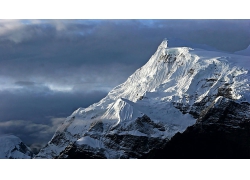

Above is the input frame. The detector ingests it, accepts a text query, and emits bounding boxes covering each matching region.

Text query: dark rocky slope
[141,99,250,159]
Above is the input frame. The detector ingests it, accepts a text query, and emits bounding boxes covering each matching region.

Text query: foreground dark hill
[142,99,250,159]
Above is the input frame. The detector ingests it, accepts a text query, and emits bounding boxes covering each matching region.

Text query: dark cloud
[15,81,36,86]
[0,19,249,152]
[1,20,249,93]
[1,20,249,81]
[0,118,65,153]
[0,87,107,123]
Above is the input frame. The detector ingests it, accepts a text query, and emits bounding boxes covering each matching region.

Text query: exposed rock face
[142,98,250,159]
[57,115,168,159]
[36,39,250,159]
[0,135,34,159]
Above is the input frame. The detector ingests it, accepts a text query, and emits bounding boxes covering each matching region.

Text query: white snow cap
[158,38,168,49]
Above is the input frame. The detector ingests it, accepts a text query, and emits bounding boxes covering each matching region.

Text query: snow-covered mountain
[36,39,250,159]
[0,135,33,159]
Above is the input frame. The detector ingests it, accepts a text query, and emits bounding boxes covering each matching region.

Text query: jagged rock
[141,98,250,159]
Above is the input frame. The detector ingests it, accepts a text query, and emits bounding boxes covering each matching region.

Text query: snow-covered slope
[0,135,33,159]
[36,39,250,159]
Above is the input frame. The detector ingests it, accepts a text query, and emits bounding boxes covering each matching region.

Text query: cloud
[0,20,98,44]
[0,118,64,153]
[0,87,107,122]
[0,87,107,151]
[0,20,24,42]
[15,81,36,86]
[0,115,101,153]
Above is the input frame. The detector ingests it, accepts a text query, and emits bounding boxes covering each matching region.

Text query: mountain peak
[36,39,250,159]
[157,38,168,50]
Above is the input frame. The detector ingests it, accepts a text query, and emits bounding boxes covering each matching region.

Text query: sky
[0,19,249,153]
